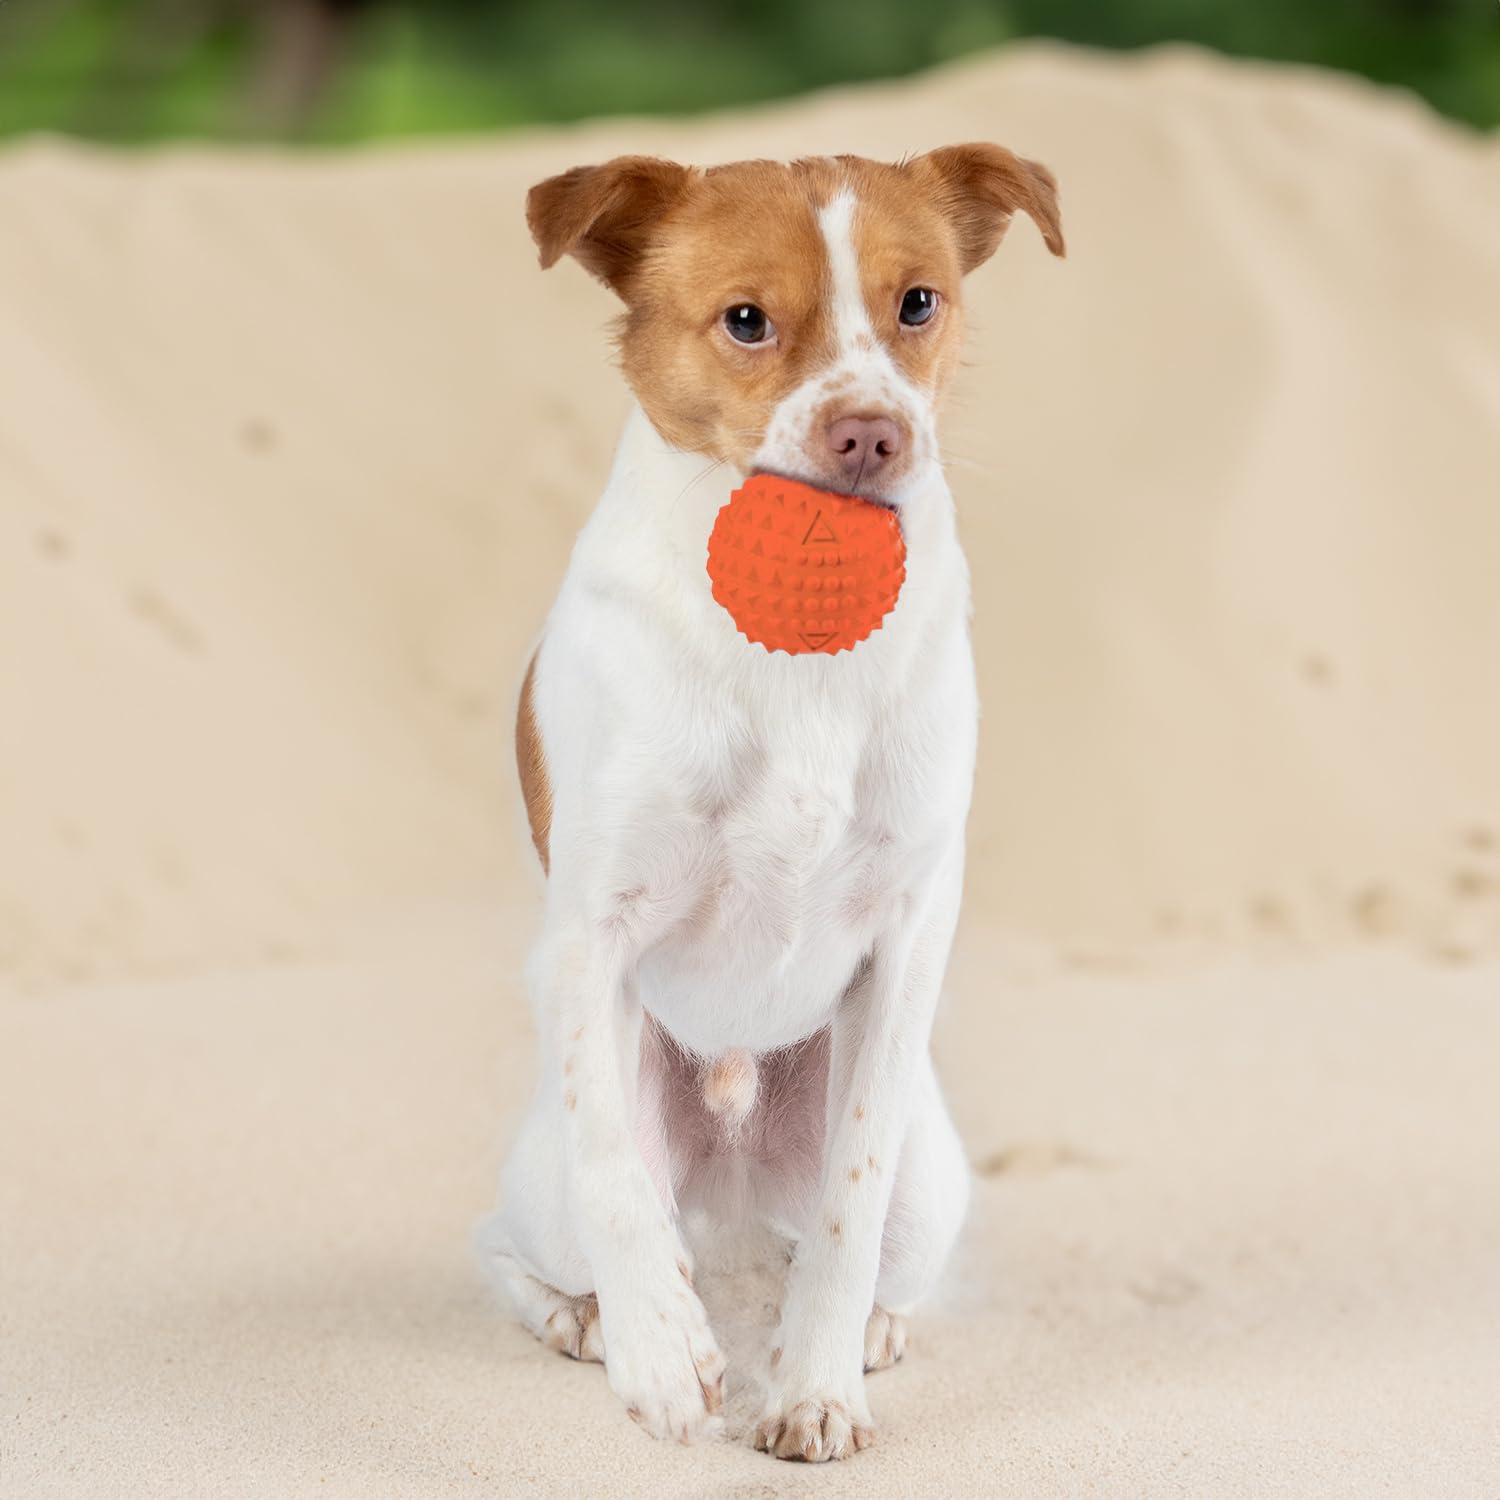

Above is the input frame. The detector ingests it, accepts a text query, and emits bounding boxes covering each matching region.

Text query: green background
[2,0,1497,143]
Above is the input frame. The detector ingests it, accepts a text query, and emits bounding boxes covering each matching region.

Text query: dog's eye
[898,287,939,327]
[724,304,773,344]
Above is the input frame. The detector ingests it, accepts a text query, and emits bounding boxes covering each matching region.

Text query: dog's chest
[714,761,897,935]
[636,722,913,1055]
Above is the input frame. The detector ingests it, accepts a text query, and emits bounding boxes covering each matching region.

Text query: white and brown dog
[481,146,1064,1461]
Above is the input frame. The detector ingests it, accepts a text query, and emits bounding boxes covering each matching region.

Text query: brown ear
[526,156,693,296]
[915,143,1065,271]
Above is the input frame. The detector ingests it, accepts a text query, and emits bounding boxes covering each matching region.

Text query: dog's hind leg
[484,1236,606,1363]
[865,1049,970,1371]
[477,1074,606,1358]
[477,1003,684,1367]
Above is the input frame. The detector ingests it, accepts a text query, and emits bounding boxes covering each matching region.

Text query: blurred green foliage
[1,0,1497,143]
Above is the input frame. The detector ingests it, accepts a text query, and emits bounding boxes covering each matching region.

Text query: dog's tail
[702,1048,758,1130]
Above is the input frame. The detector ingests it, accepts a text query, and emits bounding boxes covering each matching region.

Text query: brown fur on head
[525,147,1064,473]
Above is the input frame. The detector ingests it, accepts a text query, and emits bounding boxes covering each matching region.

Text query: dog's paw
[602,1267,726,1444]
[541,1291,604,1363]
[480,1234,605,1366]
[754,1397,876,1462]
[863,1305,907,1373]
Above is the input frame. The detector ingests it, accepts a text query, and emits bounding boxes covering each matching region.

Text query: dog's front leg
[531,919,726,1442]
[756,845,965,1462]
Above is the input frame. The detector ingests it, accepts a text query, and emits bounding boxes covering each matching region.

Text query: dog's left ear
[526,156,694,298]
[913,143,1065,271]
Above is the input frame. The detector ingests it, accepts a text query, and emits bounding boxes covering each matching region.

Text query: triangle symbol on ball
[802,511,839,546]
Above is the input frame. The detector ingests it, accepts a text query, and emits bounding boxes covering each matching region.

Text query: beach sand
[2,42,1498,1497]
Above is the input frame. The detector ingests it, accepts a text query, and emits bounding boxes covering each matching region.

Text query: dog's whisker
[670,458,727,516]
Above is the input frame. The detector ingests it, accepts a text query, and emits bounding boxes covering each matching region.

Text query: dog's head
[527,148,1063,509]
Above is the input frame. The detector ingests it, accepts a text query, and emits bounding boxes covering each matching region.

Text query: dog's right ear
[526,156,693,298]
[914,143,1065,271]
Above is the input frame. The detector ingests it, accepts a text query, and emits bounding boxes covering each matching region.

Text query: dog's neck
[561,402,972,699]
[598,402,742,562]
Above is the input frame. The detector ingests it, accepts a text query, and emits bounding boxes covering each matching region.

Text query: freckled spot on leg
[854,1104,865,1121]
[829,1219,842,1238]
[571,1026,584,1042]
[563,1056,574,1075]
[850,1166,862,1183]
[563,1090,577,1111]
[868,1154,878,1172]
[677,1258,693,1285]
[770,1345,782,1368]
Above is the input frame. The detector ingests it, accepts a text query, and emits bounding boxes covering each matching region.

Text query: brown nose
[826,415,903,483]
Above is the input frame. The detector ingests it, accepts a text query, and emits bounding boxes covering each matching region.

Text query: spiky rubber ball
[705,474,906,655]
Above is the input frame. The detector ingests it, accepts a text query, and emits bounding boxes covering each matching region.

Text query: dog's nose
[826,415,902,482]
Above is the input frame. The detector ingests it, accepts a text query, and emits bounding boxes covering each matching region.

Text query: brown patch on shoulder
[516,647,552,874]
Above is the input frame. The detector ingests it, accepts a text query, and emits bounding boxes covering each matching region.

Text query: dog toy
[706,474,906,655]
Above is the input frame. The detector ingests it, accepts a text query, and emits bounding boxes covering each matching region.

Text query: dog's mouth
[746,467,899,512]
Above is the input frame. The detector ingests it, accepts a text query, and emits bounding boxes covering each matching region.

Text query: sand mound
[2,43,1498,989]
[5,43,1500,1499]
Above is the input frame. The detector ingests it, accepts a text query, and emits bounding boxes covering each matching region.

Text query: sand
[2,40,1498,1498]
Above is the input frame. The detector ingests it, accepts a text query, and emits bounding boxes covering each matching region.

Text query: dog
[481,145,1064,1461]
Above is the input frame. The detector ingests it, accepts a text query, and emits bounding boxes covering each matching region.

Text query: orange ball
[706,474,906,656]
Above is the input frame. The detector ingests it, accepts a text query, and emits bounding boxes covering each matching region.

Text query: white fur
[819,190,875,348]
[754,187,938,496]
[481,176,978,1461]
